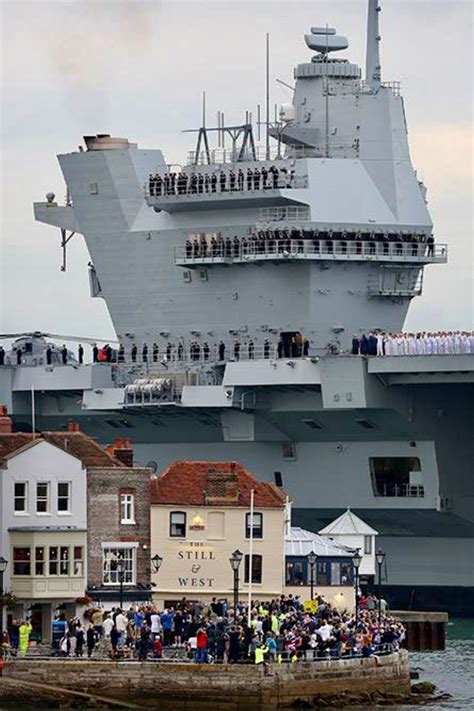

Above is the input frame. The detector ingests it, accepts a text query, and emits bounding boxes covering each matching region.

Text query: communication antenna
[366,0,382,91]
[265,33,270,160]
[325,24,330,158]
[257,104,261,142]
[202,91,206,128]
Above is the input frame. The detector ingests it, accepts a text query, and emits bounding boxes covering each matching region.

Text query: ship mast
[365,0,382,90]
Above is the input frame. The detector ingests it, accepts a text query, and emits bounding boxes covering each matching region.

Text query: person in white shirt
[150,610,161,640]
[316,621,333,642]
[115,610,128,647]
[103,615,114,638]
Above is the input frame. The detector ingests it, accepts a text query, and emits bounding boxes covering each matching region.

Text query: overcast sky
[1,0,472,342]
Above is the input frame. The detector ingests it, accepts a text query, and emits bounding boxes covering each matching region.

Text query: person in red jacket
[153,635,163,659]
[195,628,208,664]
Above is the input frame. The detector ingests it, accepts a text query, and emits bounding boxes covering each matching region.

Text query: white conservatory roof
[318,508,378,536]
[286,527,353,557]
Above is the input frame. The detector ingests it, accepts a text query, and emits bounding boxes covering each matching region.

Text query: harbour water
[1,619,473,710]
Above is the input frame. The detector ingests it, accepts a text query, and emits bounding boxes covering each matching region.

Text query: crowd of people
[352,330,474,356]
[183,229,436,261]
[148,166,297,197]
[2,594,405,666]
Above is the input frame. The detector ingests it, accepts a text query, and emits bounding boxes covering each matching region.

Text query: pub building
[150,461,287,606]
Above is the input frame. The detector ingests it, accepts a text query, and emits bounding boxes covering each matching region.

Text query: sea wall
[1,651,410,709]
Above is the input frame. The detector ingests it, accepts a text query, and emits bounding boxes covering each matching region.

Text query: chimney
[68,421,80,432]
[205,465,239,504]
[0,405,13,434]
[112,437,133,467]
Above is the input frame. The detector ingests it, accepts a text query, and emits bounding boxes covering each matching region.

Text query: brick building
[86,438,152,606]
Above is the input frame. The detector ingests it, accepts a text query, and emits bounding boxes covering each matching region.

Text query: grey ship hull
[3,355,473,615]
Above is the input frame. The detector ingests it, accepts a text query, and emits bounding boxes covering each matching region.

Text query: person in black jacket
[351,335,360,355]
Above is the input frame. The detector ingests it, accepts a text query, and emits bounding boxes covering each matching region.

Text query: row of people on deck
[148,166,296,196]
[115,336,310,364]
[184,230,436,259]
[352,330,474,356]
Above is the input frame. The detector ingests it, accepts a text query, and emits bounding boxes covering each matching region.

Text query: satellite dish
[146,460,158,474]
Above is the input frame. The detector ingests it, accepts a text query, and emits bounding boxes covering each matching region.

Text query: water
[1,619,473,710]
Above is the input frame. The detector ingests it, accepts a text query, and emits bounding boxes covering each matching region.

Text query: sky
[0,0,473,342]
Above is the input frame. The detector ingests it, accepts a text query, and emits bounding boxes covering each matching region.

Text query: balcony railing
[145,175,308,212]
[175,239,447,267]
[186,145,353,165]
[374,483,424,498]
[258,206,311,222]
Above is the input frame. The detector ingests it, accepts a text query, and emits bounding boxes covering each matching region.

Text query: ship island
[0,0,472,707]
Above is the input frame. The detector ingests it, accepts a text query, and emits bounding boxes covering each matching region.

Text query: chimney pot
[0,405,13,434]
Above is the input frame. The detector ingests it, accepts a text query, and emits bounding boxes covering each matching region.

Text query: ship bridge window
[370,457,423,498]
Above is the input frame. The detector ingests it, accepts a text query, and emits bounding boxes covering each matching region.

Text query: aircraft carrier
[1,0,473,614]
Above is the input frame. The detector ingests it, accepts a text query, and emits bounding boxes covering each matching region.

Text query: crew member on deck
[93,343,99,363]
[131,343,138,363]
[218,341,225,361]
[78,343,84,364]
[46,346,53,365]
[61,345,68,365]
[0,346,4,365]
[152,342,159,362]
[142,343,148,363]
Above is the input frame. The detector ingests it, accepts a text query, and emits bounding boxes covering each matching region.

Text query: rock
[411,681,436,694]
[291,699,313,709]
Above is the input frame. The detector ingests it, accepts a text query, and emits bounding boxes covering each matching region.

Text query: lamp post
[306,550,317,601]
[352,549,362,628]
[375,549,386,627]
[229,549,243,622]
[150,553,163,604]
[151,553,163,575]
[116,555,125,609]
[0,556,8,633]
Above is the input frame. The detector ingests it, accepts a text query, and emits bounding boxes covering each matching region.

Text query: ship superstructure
[1,1,473,613]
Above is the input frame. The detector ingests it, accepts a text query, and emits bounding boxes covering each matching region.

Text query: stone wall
[2,651,410,710]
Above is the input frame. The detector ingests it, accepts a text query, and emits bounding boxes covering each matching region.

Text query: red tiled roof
[0,432,124,468]
[150,461,287,508]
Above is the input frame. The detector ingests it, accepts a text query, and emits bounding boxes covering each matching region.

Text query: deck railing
[175,239,447,266]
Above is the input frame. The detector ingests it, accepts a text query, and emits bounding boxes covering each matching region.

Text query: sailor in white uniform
[424,332,432,355]
[454,331,462,354]
[415,334,424,355]
[377,332,385,356]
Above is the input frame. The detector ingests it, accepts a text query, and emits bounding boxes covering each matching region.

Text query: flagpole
[247,488,254,629]
[31,386,36,439]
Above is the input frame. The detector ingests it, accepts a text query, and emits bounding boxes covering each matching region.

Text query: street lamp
[151,553,163,574]
[229,549,243,621]
[306,550,317,601]
[375,549,386,626]
[352,549,362,628]
[0,556,8,633]
[116,555,125,609]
